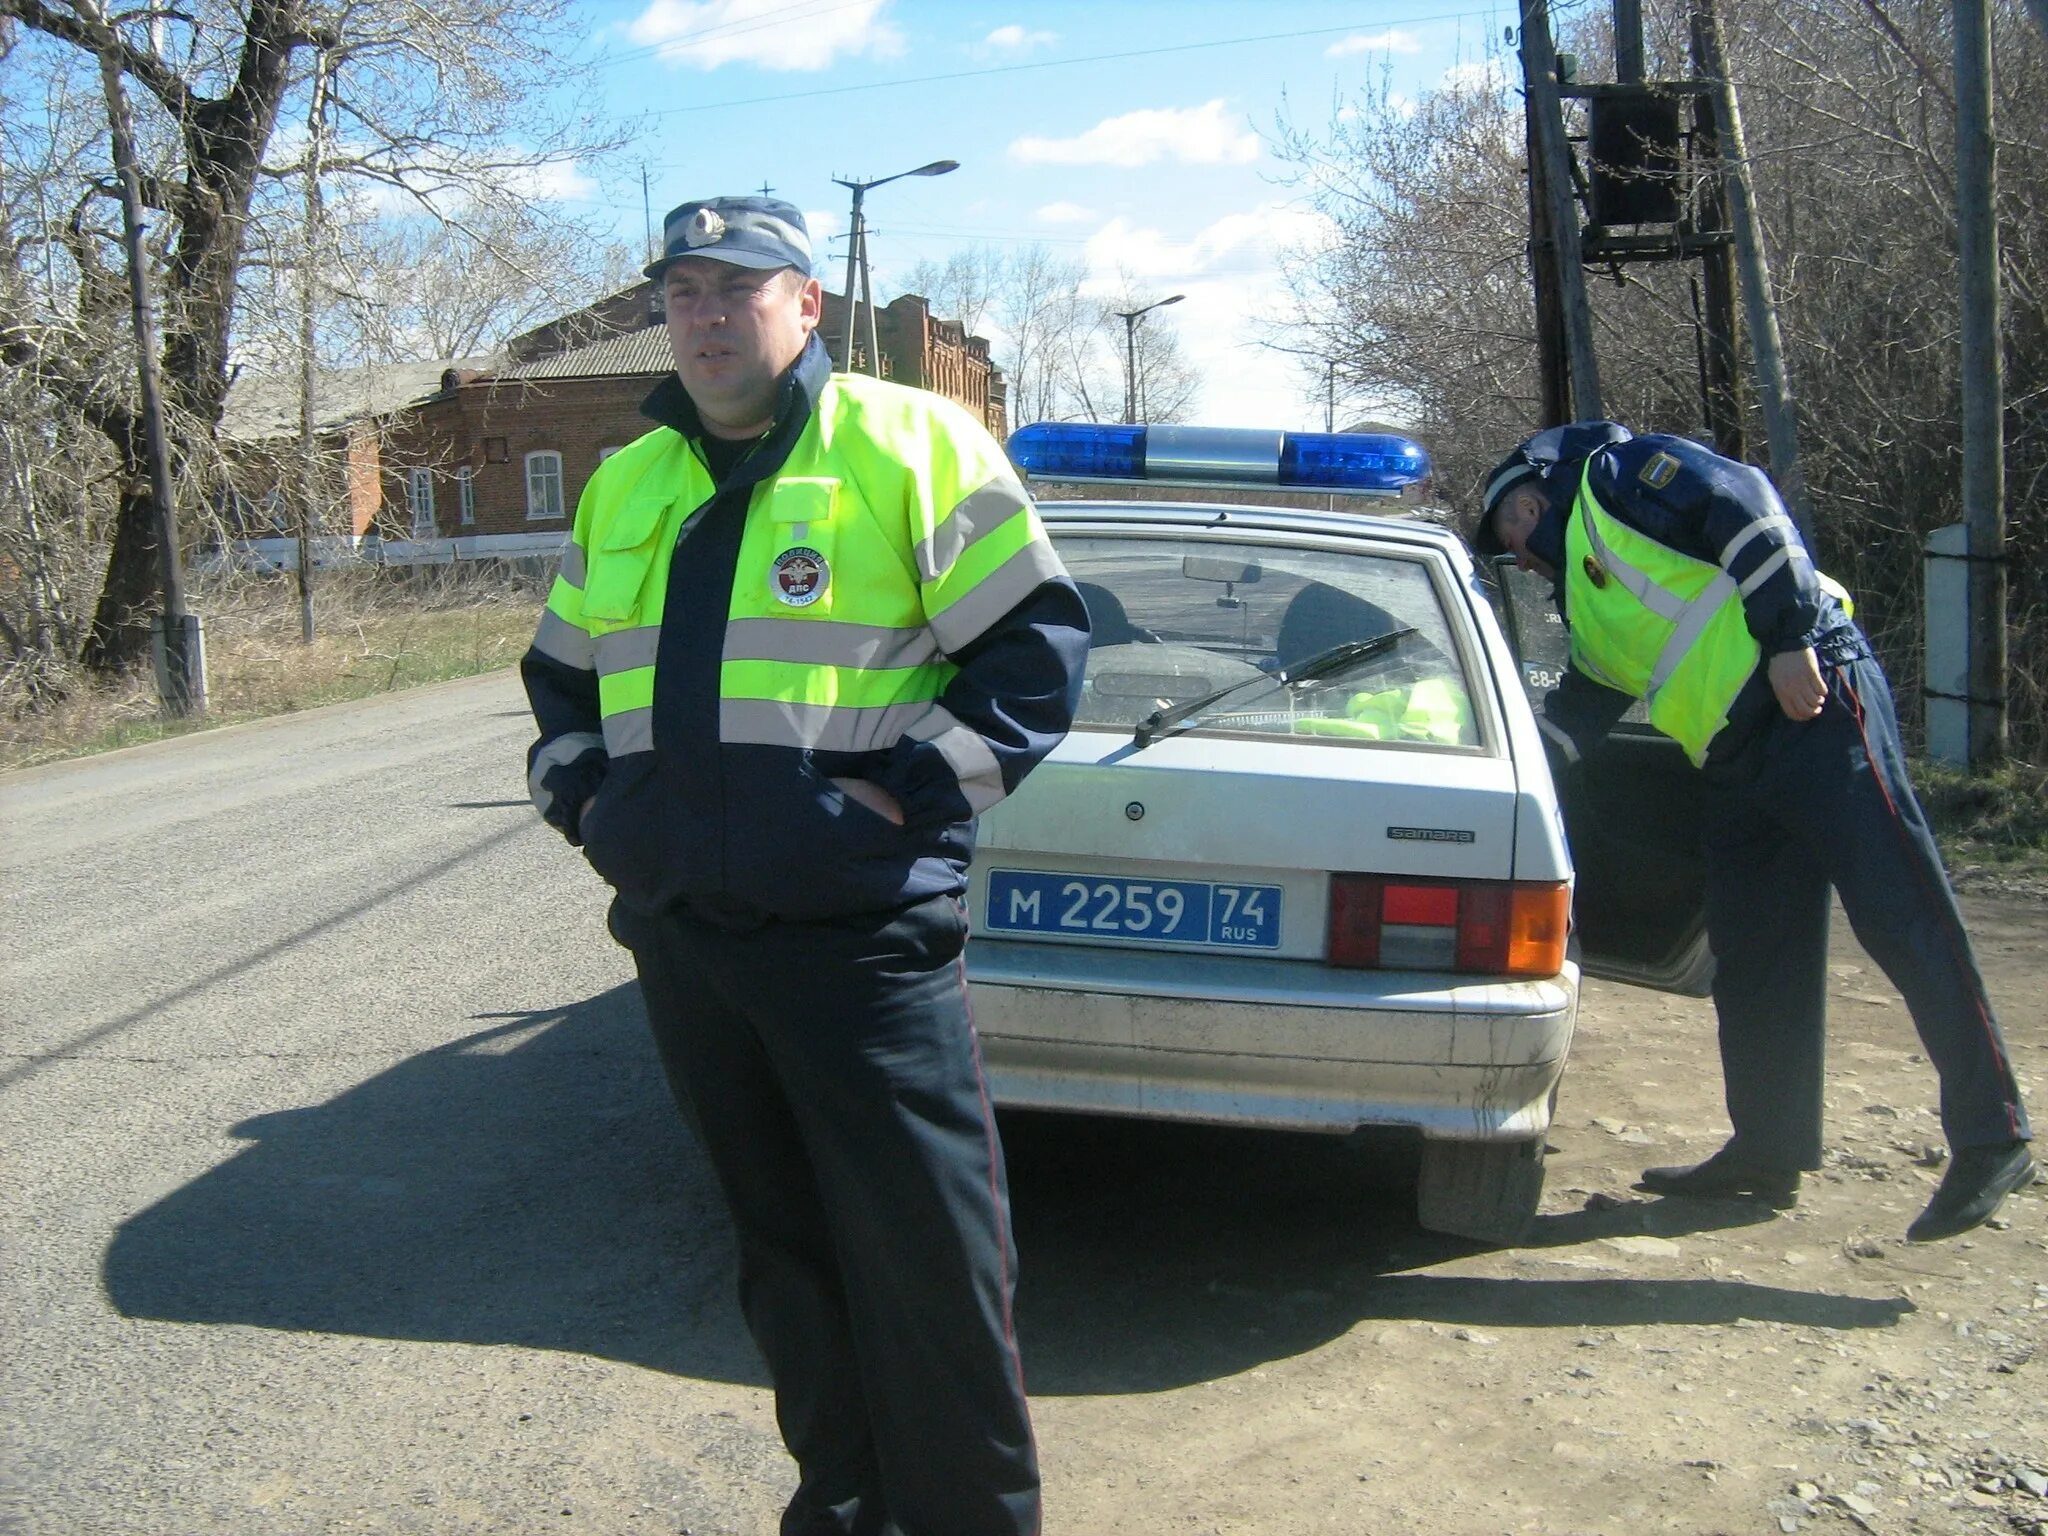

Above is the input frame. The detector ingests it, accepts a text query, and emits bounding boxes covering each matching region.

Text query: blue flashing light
[1007,421,1431,496]
[1278,430,1431,491]
[1008,422,1145,481]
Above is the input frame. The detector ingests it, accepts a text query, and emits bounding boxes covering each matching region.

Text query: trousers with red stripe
[1700,648,2031,1169]
[617,893,1040,1536]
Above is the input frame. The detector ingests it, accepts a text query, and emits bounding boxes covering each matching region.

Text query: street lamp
[1115,293,1184,424]
[833,159,959,376]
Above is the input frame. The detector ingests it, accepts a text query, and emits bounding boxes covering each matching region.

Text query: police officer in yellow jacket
[521,196,1087,1536]
[1473,422,2032,1243]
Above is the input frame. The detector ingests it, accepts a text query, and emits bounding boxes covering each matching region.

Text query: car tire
[1415,1136,1546,1244]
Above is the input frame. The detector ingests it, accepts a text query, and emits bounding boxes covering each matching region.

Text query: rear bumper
[966,937,1577,1140]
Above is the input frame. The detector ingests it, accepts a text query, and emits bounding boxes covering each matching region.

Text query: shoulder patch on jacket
[1639,451,1681,489]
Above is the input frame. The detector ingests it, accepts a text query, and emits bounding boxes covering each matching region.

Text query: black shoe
[1906,1140,2036,1243]
[1637,1142,1802,1207]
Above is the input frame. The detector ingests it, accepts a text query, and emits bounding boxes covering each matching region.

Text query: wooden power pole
[1520,0,1604,422]
[1954,0,2008,764]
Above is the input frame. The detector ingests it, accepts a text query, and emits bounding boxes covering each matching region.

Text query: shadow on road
[105,990,1912,1396]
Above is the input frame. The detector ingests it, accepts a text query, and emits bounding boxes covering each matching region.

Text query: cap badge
[772,546,829,608]
[685,208,727,247]
[1582,554,1610,589]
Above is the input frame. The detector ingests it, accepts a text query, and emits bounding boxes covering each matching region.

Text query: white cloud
[1010,100,1259,169]
[1324,29,1422,58]
[1035,200,1097,224]
[628,0,904,72]
[1062,202,1344,429]
[983,23,1056,53]
[1080,204,1334,285]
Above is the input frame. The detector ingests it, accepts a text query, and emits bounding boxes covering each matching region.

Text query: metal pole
[1956,0,2008,765]
[1694,0,1815,543]
[1520,0,1604,420]
[839,185,865,371]
[1326,360,1335,432]
[861,221,882,377]
[1523,47,1572,428]
[1123,313,1137,425]
[95,22,200,715]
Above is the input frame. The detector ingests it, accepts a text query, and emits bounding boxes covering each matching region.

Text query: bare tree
[0,0,633,675]
[1266,0,2048,756]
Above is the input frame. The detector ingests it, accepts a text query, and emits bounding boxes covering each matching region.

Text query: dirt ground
[997,890,2047,1536]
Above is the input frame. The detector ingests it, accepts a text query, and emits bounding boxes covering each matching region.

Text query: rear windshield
[1052,531,1480,748]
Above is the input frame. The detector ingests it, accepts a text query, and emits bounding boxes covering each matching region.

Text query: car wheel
[1415,1136,1546,1244]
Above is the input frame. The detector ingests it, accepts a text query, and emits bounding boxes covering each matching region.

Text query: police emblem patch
[771,546,829,607]
[685,207,727,247]
[1640,451,1681,489]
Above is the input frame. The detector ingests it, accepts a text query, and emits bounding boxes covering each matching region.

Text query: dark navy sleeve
[521,647,607,845]
[1594,437,1828,655]
[874,579,1091,829]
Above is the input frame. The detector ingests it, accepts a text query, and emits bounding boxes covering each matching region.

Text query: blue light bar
[1007,422,1145,480]
[1007,422,1430,496]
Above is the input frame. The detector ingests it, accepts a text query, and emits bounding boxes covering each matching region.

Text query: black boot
[1638,1141,1802,1207]
[1906,1141,2036,1243]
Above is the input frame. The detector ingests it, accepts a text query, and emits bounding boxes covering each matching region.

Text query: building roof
[220,358,493,442]
[497,326,673,381]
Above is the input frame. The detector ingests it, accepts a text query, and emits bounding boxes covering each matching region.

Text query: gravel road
[2,670,2042,1535]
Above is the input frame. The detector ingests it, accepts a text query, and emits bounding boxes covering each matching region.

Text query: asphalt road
[5,670,2042,1536]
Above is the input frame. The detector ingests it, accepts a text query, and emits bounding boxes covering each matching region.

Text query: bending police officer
[1471,422,2033,1242]
[521,195,1088,1535]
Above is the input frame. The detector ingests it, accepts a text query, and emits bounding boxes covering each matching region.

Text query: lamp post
[833,159,959,376]
[1115,293,1183,424]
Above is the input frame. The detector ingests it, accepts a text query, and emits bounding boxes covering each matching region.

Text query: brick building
[364,281,1009,560]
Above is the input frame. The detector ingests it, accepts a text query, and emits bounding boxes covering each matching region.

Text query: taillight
[1327,875,1569,977]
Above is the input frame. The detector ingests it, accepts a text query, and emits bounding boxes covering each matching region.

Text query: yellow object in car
[1292,677,1473,745]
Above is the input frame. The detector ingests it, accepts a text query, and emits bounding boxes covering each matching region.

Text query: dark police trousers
[1700,649,2031,1169]
[617,891,1040,1536]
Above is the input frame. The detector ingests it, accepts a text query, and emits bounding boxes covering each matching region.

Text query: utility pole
[296,44,331,645]
[1694,0,1813,543]
[1519,0,1603,420]
[93,8,203,716]
[1954,0,2007,765]
[1688,6,1745,458]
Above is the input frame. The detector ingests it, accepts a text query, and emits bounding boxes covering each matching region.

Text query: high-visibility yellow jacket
[522,338,1085,919]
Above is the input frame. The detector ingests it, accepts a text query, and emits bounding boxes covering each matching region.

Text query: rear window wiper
[1131,627,1417,751]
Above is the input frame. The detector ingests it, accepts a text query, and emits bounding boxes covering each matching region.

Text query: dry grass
[0,567,543,771]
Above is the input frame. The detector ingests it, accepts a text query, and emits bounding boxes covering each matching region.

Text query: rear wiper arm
[1130,627,1416,752]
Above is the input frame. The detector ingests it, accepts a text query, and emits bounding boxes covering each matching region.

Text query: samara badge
[771,546,829,607]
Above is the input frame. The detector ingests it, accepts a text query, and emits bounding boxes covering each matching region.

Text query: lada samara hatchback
[967,423,1711,1242]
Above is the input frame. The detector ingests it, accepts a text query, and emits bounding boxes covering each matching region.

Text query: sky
[552,0,1523,430]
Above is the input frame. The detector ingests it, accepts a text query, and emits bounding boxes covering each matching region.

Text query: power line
[636,8,1498,121]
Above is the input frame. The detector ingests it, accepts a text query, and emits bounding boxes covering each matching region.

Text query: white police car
[967,422,1710,1241]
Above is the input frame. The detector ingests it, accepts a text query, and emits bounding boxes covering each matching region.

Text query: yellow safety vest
[533,373,1060,804]
[1562,463,1850,765]
[1292,677,1474,744]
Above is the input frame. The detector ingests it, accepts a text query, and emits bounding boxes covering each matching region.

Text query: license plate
[984,870,1282,949]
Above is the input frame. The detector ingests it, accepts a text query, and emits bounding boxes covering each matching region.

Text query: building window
[598,446,624,461]
[408,468,435,536]
[457,466,475,525]
[525,451,564,520]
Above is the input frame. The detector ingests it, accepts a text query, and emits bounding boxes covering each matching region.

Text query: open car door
[1493,560,1716,996]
